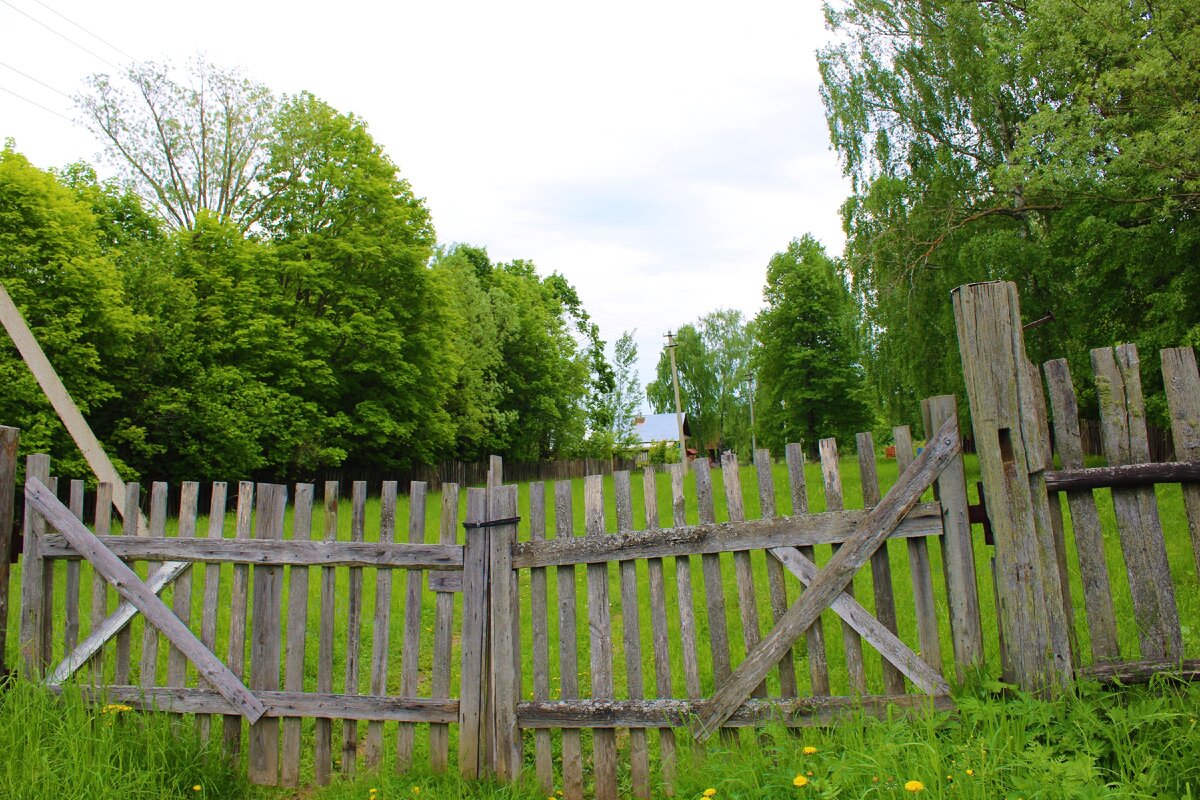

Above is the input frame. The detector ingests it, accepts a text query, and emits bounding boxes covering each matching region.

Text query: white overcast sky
[0,0,850,403]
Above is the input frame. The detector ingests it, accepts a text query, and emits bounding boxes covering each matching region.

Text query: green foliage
[820,0,1200,427]
[647,310,753,456]
[752,235,872,453]
[590,330,642,457]
[645,439,680,466]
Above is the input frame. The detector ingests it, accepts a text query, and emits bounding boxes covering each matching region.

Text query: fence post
[488,484,521,781]
[0,427,17,677]
[952,281,1073,691]
[920,396,984,680]
[459,488,491,779]
[18,453,49,679]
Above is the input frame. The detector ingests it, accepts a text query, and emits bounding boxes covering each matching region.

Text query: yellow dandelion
[412,787,421,795]
[904,780,925,792]
[703,790,717,798]
[802,745,818,755]
[966,769,975,776]
[193,787,202,793]
[793,775,809,787]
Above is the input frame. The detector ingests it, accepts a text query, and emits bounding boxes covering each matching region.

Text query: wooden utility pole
[664,332,688,472]
[746,375,757,453]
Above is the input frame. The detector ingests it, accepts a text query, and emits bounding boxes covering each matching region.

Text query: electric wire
[28,0,138,64]
[0,0,122,70]
[0,60,72,99]
[0,82,77,125]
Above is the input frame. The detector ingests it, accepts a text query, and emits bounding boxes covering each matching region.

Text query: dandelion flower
[412,788,421,795]
[904,780,925,792]
[793,775,809,787]
[966,770,975,776]
[193,787,202,793]
[802,745,818,755]
[703,790,717,798]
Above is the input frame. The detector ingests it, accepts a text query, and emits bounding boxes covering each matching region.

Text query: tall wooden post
[18,453,50,679]
[952,281,1073,691]
[0,427,17,677]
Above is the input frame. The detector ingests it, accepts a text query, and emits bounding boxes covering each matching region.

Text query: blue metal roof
[634,413,689,444]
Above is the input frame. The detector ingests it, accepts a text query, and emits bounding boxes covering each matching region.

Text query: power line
[0,60,72,99]
[0,0,122,70]
[0,82,77,125]
[29,0,138,63]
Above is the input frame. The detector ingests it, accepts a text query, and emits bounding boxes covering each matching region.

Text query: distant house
[632,413,693,453]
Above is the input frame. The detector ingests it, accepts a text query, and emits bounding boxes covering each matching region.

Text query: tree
[589,330,641,457]
[819,0,1200,426]
[752,236,872,452]
[76,55,276,230]
[647,310,753,456]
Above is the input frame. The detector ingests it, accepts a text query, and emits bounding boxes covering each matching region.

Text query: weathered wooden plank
[1161,347,1200,576]
[342,481,367,776]
[785,443,829,696]
[87,481,112,677]
[671,464,702,700]
[397,481,427,772]
[1080,658,1200,686]
[642,466,676,793]
[554,480,584,800]
[694,457,733,694]
[459,488,489,780]
[1092,345,1182,661]
[314,482,338,785]
[64,480,83,655]
[249,484,286,785]
[893,426,942,676]
[197,482,227,743]
[694,416,960,740]
[223,481,255,757]
[41,536,464,568]
[166,482,198,689]
[429,483,458,773]
[721,452,766,701]
[920,397,985,677]
[953,281,1073,691]
[1044,462,1200,491]
[518,694,955,729]
[819,437,866,693]
[614,471,650,798]
[40,475,56,668]
[139,482,168,690]
[280,483,314,787]
[755,449,796,699]
[0,427,17,677]
[768,547,950,696]
[113,482,139,685]
[489,484,521,780]
[527,481,553,792]
[59,684,458,722]
[365,482,397,768]
[584,475,617,800]
[857,433,905,694]
[19,454,50,678]
[25,477,266,723]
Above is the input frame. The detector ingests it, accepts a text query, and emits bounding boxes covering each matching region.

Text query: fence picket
[1161,347,1200,576]
[65,480,83,655]
[19,454,49,678]
[670,464,702,700]
[281,484,314,786]
[0,427,15,678]
[615,471,650,798]
[856,433,905,694]
[643,466,676,792]
[819,438,867,693]
[429,483,458,773]
[584,475,618,800]
[893,427,943,675]
[342,481,367,776]
[396,481,426,771]
[754,449,797,698]
[139,482,168,689]
[721,453,766,700]
[113,482,139,685]
[529,482,553,792]
[223,481,254,759]
[784,443,829,696]
[365,482,397,768]
[88,482,113,678]
[248,483,286,785]
[167,483,198,689]
[554,480,584,800]
[197,482,226,743]
[314,482,338,785]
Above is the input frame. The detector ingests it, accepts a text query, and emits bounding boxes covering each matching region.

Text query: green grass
[4,451,1199,795]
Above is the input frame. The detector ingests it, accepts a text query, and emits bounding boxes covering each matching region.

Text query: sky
[0,0,851,403]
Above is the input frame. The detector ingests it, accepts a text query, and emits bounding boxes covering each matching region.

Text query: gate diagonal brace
[692,416,961,742]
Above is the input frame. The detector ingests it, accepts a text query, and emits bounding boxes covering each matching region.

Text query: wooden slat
[112,482,139,684]
[249,484,286,785]
[281,484,313,786]
[0,427,17,678]
[554,480,584,800]
[64,479,83,655]
[754,449,796,698]
[223,481,255,757]
[857,433,905,694]
[19,454,50,678]
[364,482,397,768]
[694,417,960,740]
[721,453,766,700]
[642,467,676,793]
[1045,462,1200,491]
[429,482,458,773]
[1092,345,1182,661]
[458,488,489,780]
[1161,347,1200,577]
[25,478,266,723]
[314,482,338,785]
[819,437,866,693]
[615,471,650,798]
[87,481,113,678]
[40,475,56,668]
[396,481,426,771]
[584,475,617,800]
[197,482,227,743]
[166,482,198,689]
[40,536,463,568]
[488,484,520,781]
[920,396,985,677]
[694,458,733,692]
[894,427,943,675]
[139,482,168,689]
[785,443,829,696]
[671,464,702,700]
[342,481,367,776]
[528,482,553,791]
